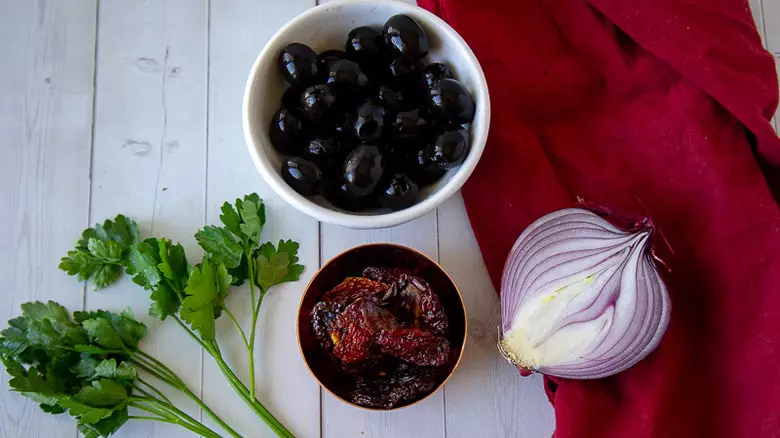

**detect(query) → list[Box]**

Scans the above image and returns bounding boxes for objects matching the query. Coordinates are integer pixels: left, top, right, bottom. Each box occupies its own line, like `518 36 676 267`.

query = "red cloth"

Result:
418 0 780 436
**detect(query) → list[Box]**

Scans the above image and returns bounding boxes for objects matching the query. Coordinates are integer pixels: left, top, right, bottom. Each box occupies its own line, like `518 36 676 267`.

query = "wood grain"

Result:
87 0 209 436
205 0 320 437
1 0 776 436
0 1 95 437
437 195 556 438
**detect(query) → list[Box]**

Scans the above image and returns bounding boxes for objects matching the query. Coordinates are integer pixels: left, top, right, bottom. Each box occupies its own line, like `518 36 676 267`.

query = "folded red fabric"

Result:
418 0 780 436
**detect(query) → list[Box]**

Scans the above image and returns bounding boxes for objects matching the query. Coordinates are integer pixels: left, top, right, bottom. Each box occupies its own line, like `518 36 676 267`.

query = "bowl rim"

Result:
242 0 491 229
295 242 468 411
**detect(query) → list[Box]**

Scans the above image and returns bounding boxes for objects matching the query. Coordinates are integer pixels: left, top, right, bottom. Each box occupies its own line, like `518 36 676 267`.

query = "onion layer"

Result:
498 208 670 379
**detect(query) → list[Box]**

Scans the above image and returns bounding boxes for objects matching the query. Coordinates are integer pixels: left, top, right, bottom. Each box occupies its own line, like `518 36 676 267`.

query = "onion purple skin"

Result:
498 208 671 380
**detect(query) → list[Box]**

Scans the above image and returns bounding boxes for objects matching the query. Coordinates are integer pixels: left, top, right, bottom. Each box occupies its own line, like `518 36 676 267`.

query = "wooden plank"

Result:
316 0 445 432
0 1 96 437
205 0 320 437
437 195 556 438
87 0 209 436
762 0 780 130
320 213 445 438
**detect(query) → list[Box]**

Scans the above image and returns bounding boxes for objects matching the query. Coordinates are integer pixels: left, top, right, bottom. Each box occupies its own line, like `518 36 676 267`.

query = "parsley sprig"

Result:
52 193 303 437
195 194 303 403
0 302 240 438
58 215 139 289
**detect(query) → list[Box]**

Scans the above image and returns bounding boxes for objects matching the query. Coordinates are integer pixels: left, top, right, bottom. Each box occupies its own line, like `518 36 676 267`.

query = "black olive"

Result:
281 87 304 117
395 133 429 154
279 43 321 88
313 111 352 141
281 156 323 196
303 137 342 170
383 14 430 60
343 145 386 197
269 108 305 155
351 100 388 142
300 84 338 124
430 126 469 169
409 146 445 186
319 49 348 70
326 59 369 91
327 179 372 211
392 108 431 137
427 78 475 123
345 26 385 75
378 173 419 210
375 86 404 110
422 62 453 89
386 58 422 89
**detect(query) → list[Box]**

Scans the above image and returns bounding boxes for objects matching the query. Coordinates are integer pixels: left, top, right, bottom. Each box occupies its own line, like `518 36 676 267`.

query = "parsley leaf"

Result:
59 215 140 289
21 301 70 322
7 301 87 356
81 319 126 350
1 301 232 437
75 309 146 350
92 359 136 381
78 408 128 438
58 397 122 425
179 261 231 341
126 238 190 320
235 193 266 245
7 367 60 406
195 193 266 283
219 193 266 245
126 239 163 289
75 379 129 407
255 240 304 291
195 226 243 269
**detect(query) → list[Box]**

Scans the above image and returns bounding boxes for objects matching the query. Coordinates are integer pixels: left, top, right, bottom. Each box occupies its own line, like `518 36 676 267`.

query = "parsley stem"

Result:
247 249 258 401
137 350 182 382
207 342 293 437
254 289 266 317
128 415 166 421
132 403 179 422
132 401 215 437
136 412 221 438
131 356 179 384
176 378 243 438
131 356 243 438
136 396 224 438
130 359 174 384
135 378 172 404
128 413 217 436
222 304 250 350
174 314 211 351
171 292 293 437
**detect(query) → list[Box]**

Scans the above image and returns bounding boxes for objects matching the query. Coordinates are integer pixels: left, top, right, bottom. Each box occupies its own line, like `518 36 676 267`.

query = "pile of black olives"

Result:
270 14 475 212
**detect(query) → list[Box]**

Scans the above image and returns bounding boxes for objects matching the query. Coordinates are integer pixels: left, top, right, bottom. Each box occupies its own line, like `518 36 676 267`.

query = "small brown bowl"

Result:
297 243 467 411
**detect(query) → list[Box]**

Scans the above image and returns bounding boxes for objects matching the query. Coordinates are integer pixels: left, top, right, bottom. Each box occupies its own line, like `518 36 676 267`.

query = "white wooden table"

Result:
1 1 777 437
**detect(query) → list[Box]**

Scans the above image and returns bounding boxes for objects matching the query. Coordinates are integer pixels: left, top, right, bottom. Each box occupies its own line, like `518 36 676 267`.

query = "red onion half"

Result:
498 208 670 379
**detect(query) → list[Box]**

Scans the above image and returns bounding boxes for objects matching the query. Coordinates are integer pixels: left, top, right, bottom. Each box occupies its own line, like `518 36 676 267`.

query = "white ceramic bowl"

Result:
243 0 490 229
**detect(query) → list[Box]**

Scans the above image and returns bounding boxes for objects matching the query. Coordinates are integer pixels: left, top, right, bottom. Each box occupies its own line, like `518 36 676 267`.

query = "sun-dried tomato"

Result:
398 277 449 335
312 266 454 408
331 299 399 366
377 328 450 366
321 277 389 306
311 301 342 351
362 266 411 285
350 362 437 409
